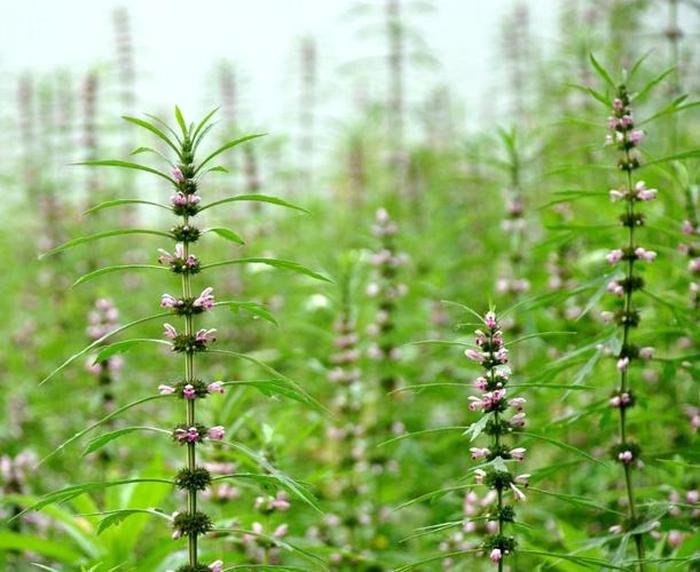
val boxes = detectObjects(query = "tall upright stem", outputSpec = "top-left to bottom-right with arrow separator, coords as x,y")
183,222 -> 198,564
619,137 -> 645,572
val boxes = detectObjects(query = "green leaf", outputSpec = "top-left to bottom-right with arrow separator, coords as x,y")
379,426 -> 466,447
220,441 -> 321,513
217,300 -> 278,325
82,426 -> 169,457
226,379 -> 320,406
39,228 -> 172,259
464,414 -> 490,442
566,82 -> 610,107
192,107 -> 219,143
174,105 -> 188,137
93,338 -> 171,363
0,531 -> 83,562
40,394 -> 169,465
207,349 -> 327,413
93,508 -> 171,535
202,257 -> 332,282
206,227 -> 245,245
519,431 -> 603,465
16,479 -> 173,518
83,199 -> 171,216
195,134 -> 266,174
632,66 -> 676,102
199,193 -> 310,214
40,312 -> 171,385
72,264 -> 167,287
75,159 -> 175,183
590,52 -> 616,90
122,115 -> 181,155
641,149 -> 700,168
520,549 -> 628,569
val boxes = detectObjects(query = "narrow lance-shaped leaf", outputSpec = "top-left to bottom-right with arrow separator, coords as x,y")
174,105 -> 189,138
205,227 -> 245,245
192,107 -> 220,143
199,194 -> 310,214
215,300 -> 278,326
202,257 -> 332,283
195,133 -> 266,174
72,264 -> 167,288
40,394 -> 170,465
39,229 -> 172,259
93,338 -> 172,363
82,426 -> 170,457
40,312 -> 171,385
122,115 -> 182,155
83,199 -> 171,216
590,52 -> 616,89
74,159 -> 176,183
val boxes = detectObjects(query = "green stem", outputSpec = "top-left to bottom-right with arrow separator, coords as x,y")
183,221 -> 198,566
619,133 -> 645,572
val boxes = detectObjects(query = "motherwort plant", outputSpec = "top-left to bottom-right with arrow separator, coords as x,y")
600,69 -> 658,570
464,310 -> 529,568
33,108 -> 328,571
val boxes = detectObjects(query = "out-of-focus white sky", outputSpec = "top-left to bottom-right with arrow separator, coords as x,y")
1,0 -> 559,136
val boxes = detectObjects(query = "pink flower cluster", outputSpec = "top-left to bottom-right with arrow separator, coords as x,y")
170,191 -> 200,207
86,298 -> 119,340
158,243 -> 198,270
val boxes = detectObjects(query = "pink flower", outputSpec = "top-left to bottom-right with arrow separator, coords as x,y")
618,450 -> 634,464
484,311 -> 497,330
509,447 -> 526,462
473,376 -> 488,391
634,247 -> 657,262
209,561 -> 223,572
161,294 -> 179,308
668,530 -> 684,548
687,489 -> 699,504
682,220 -> 695,235
470,447 -> 491,461
612,98 -> 624,111
606,249 -> 624,264
638,347 -> 655,359
510,412 -> 526,428
196,328 -> 217,343
495,348 -> 509,364
510,482 -> 527,502
207,426 -> 225,440
509,397 -> 526,411
629,130 -> 644,145
489,548 -> 502,563
617,357 -> 630,372
274,523 -> 289,538
272,492 -> 291,511
207,381 -> 224,394
634,181 -> 657,201
607,280 -> 624,297
474,469 -> 486,485
514,473 -> 530,488
193,287 -> 215,310
465,349 -> 485,363
163,323 -> 178,339
609,189 -> 626,202
689,259 -> 700,273
170,192 -> 188,206
159,384 -> 176,395
183,384 -> 196,399
171,166 -> 185,182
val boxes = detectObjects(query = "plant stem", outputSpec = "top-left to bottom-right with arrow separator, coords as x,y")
183,224 -> 198,565
619,143 -> 645,572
